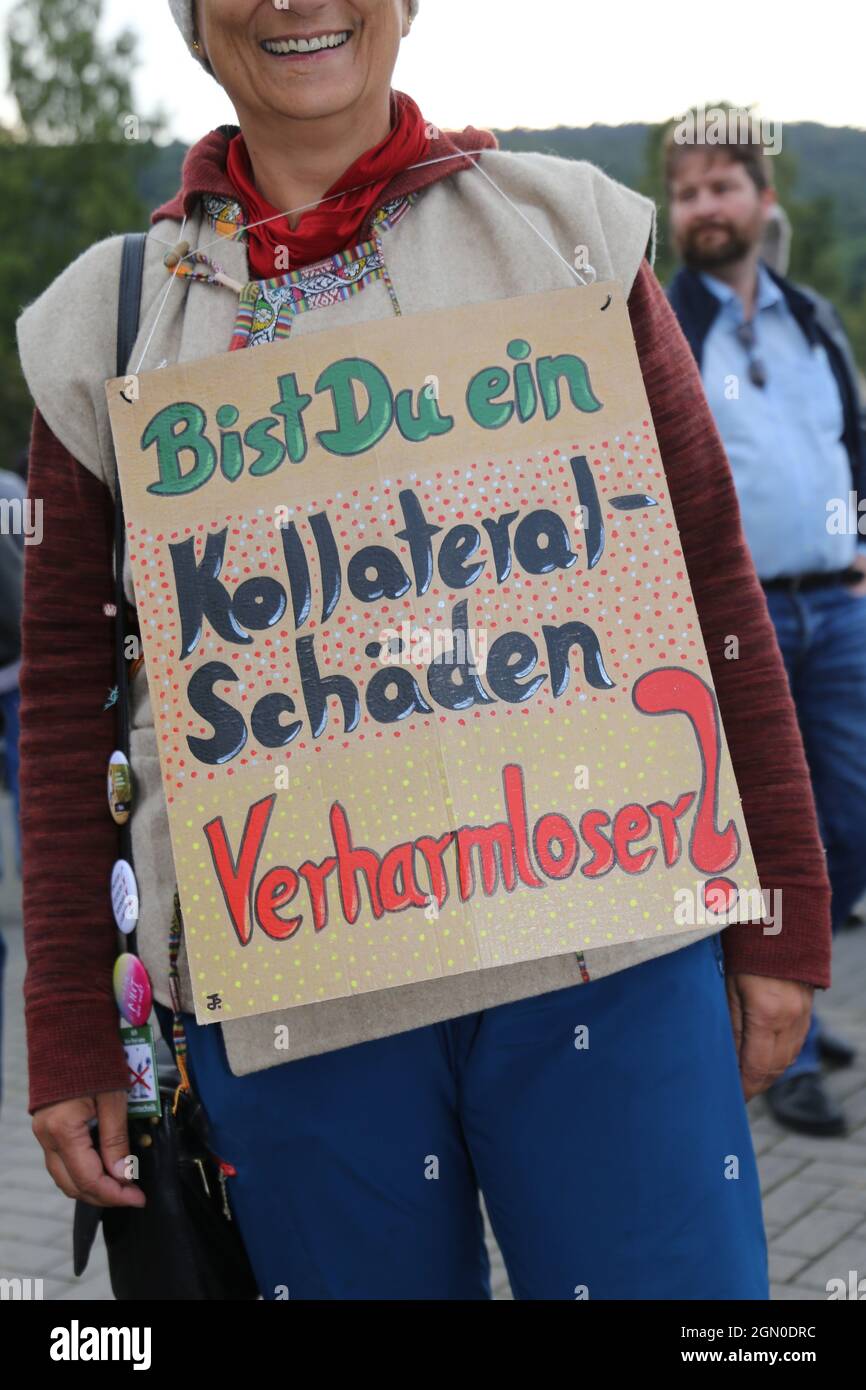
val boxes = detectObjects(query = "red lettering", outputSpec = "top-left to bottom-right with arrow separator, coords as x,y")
633,667 -> 739,873
612,803 -> 656,874
379,841 -> 429,912
456,821 -> 516,899
647,793 -> 695,867
329,801 -> 383,923
204,796 -> 276,945
579,808 -> 614,877
503,764 -> 543,888
416,831 -> 455,907
298,856 -> 337,932
255,867 -> 302,939
532,812 -> 579,880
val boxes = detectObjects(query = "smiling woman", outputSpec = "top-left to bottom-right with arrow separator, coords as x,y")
14,0 -> 831,1304
181,0 -> 419,147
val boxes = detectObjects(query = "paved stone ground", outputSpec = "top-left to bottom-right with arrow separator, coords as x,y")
1,793 -> 864,1302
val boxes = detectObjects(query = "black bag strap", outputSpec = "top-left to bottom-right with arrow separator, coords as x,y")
113,232 -> 147,949
116,233 -> 147,378
112,236 -> 193,1087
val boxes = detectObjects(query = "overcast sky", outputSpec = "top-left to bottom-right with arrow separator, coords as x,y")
2,0 -> 864,141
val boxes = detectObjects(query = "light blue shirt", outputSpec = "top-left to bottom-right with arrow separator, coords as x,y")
699,263 -> 856,580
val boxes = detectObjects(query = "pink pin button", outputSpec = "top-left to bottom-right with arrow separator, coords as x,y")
113,953 -> 153,1027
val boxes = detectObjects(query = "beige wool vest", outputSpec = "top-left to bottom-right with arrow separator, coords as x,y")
17,149 -> 719,1077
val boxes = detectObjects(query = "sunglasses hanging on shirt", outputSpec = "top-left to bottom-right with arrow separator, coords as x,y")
734,321 -> 768,389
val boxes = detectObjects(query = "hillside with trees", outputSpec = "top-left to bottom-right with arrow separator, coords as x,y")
3,1 -> 864,461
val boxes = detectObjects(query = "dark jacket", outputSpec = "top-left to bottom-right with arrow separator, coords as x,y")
0,470 -> 24,670
667,263 -> 866,521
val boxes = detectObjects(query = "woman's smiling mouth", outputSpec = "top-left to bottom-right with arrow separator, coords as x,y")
261,31 -> 353,59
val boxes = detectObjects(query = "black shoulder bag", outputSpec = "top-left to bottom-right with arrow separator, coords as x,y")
71,232 -> 260,1300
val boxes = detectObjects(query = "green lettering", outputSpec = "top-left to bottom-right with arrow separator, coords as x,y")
216,405 -> 244,481
143,402 -> 216,496
315,357 -> 393,456
271,373 -> 312,464
394,387 -> 454,443
245,417 -> 287,477
537,354 -> 602,420
513,363 -> 537,422
466,366 -> 513,430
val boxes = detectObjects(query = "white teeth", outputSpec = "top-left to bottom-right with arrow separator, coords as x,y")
262,31 -> 350,55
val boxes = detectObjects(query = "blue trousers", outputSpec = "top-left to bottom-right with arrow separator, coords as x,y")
764,583 -> 866,1080
156,933 -> 768,1300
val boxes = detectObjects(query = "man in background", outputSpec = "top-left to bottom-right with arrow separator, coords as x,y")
666,112 -> 866,1136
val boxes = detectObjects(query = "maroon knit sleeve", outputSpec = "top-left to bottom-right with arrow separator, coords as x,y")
627,260 -> 832,988
20,409 -> 130,1113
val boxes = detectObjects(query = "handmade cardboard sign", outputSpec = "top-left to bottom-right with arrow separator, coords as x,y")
106,282 -> 761,1026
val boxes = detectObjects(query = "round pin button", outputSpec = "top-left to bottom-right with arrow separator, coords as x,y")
107,750 -> 132,825
111,859 -> 139,934
113,953 -> 152,1027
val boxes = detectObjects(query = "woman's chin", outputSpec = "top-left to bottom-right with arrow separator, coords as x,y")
252,51 -> 363,119
257,82 -> 362,122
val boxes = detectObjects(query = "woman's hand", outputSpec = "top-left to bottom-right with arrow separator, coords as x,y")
32,1091 -> 147,1208
725,973 -> 814,1100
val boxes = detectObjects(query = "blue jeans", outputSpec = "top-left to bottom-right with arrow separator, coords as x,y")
764,582 -> 866,1080
156,933 -> 768,1300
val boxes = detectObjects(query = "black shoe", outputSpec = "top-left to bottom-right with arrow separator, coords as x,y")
818,1028 -> 857,1069
766,1073 -> 847,1137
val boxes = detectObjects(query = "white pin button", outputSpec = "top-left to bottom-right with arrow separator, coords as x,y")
111,858 -> 140,934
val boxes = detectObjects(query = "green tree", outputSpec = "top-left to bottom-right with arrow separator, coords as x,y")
8,0 -> 137,143
2,0 -> 161,463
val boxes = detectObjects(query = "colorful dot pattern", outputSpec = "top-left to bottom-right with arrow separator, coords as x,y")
124,421 -> 760,1022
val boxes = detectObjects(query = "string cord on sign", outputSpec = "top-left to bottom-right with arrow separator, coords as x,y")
137,149 -> 593,372
144,149 -> 493,257
131,213 -> 188,375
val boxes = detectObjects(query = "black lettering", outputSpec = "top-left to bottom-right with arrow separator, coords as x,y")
171,530 -> 251,658
187,662 -> 247,764
366,666 -> 433,723
514,509 -> 577,575
486,631 -> 547,703
426,600 -> 495,711
481,511 -> 519,583
437,524 -> 485,589
543,620 -> 615,695
347,545 -> 412,603
395,489 -> 441,596
279,520 -> 312,630
250,692 -> 303,748
310,512 -> 342,623
297,635 -> 361,737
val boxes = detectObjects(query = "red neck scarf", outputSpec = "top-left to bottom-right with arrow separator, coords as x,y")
226,89 -> 431,278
